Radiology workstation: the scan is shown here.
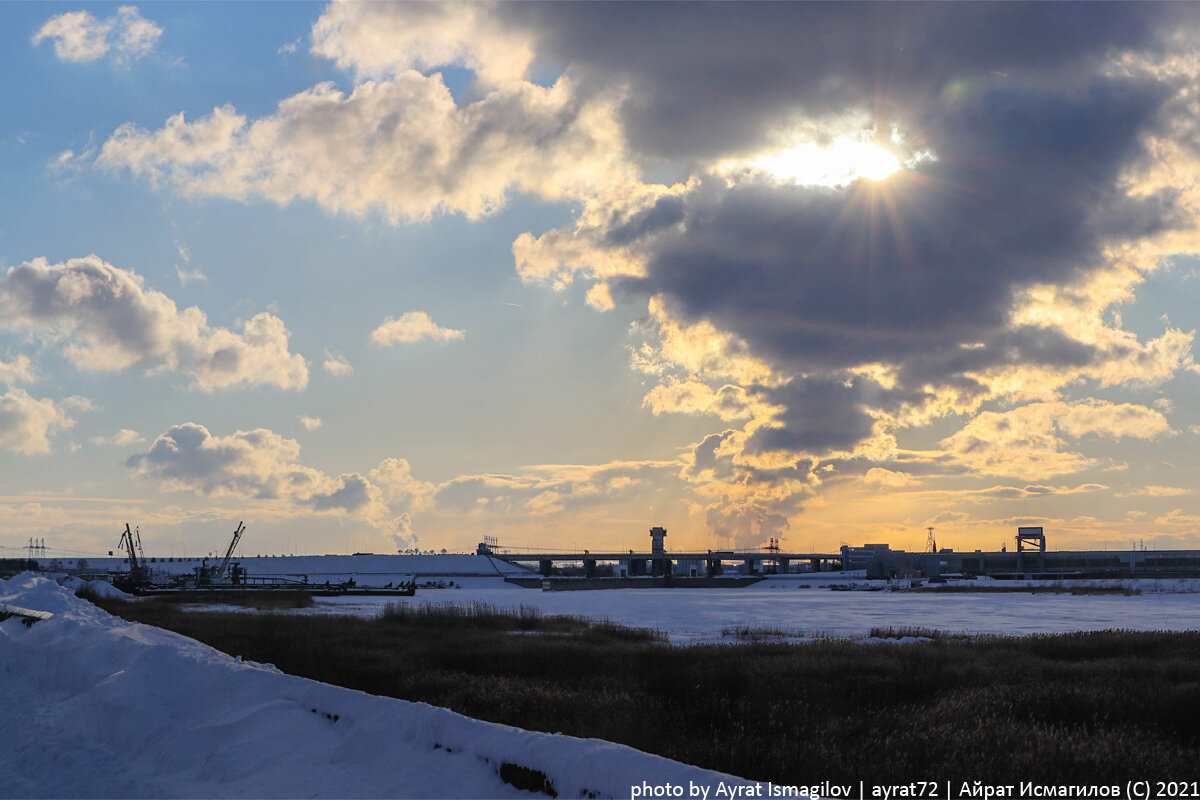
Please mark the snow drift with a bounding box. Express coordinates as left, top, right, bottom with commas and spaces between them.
0, 574, 750, 798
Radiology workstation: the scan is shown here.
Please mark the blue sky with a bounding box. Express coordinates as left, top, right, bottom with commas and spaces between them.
3, 2, 1200, 560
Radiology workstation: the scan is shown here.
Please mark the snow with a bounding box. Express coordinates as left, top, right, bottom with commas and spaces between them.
294, 575, 1200, 642
84, 579, 130, 598
40, 554, 529, 585
0, 573, 753, 799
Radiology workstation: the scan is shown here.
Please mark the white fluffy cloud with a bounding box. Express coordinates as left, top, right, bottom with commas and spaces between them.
128, 423, 432, 550
941, 400, 1172, 478
0, 355, 36, 385
94, 70, 627, 222
128, 423, 371, 511
322, 349, 353, 376
0, 255, 308, 391
310, 0, 535, 88
370, 311, 464, 345
33, 6, 161, 63
297, 415, 322, 431
0, 390, 82, 454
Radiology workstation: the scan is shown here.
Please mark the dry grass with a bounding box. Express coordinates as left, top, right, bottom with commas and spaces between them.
89, 596, 1200, 786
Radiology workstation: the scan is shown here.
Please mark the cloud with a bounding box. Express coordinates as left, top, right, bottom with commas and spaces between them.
505, 3, 1175, 161
174, 266, 206, 285
80, 3, 1200, 544
310, 0, 535, 88
941, 400, 1171, 478
0, 255, 308, 391
493, 5, 1200, 542
0, 355, 36, 385
127, 423, 434, 549
128, 423, 370, 511
0, 390, 82, 454
369, 457, 435, 510
641, 378, 755, 422
895, 482, 1109, 504
91, 428, 145, 446
94, 72, 628, 222
432, 459, 676, 517
297, 415, 322, 431
322, 349, 353, 376
370, 311, 464, 345
174, 240, 206, 285
33, 6, 161, 64
1116, 485, 1191, 498
863, 468, 916, 489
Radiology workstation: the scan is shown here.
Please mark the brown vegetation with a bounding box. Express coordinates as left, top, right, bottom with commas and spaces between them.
90, 596, 1200, 786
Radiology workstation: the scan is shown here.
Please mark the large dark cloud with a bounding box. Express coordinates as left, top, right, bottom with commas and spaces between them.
507, 2, 1183, 160
506, 3, 1197, 461
745, 378, 879, 455
615, 79, 1170, 385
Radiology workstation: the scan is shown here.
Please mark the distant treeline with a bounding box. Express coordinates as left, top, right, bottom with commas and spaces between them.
0, 559, 39, 577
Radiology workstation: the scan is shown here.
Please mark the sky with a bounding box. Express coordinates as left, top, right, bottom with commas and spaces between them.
3, 1, 1200, 560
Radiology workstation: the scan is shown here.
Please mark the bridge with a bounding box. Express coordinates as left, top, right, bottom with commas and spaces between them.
481, 548, 845, 577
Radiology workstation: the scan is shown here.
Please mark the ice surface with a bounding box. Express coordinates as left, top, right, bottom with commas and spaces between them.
296, 574, 1200, 642
0, 574, 751, 799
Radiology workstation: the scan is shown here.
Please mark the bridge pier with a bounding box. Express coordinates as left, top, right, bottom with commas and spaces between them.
539, 559, 552, 577
584, 558, 596, 578
778, 557, 790, 575
743, 558, 758, 575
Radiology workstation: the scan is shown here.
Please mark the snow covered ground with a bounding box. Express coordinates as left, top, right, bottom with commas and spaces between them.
0, 574, 752, 799
38, 553, 530, 586
300, 574, 1200, 643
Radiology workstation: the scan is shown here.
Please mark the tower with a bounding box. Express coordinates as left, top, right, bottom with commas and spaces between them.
649, 526, 667, 554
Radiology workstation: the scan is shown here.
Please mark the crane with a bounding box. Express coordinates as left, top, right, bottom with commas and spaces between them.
215, 521, 245, 581
117, 523, 151, 587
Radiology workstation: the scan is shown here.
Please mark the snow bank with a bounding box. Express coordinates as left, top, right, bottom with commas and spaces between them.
57, 575, 87, 591
84, 579, 130, 599
0, 574, 751, 799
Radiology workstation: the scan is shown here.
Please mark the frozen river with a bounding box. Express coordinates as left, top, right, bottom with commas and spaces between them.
305, 576, 1200, 643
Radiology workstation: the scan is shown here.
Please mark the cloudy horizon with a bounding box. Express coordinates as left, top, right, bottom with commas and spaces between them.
3, 1, 1199, 560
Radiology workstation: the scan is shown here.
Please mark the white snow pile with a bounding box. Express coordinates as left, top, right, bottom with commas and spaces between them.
82, 578, 130, 598
57, 574, 88, 592
47, 573, 131, 599
0, 574, 751, 799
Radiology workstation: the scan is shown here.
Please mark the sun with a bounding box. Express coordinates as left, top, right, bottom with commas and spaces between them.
748, 139, 903, 187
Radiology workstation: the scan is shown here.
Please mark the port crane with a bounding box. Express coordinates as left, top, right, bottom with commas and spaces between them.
196, 521, 246, 585
215, 521, 245, 581
116, 523, 152, 589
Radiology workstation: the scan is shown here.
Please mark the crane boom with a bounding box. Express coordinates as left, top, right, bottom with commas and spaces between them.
116, 523, 150, 588
216, 521, 245, 579
118, 523, 143, 572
